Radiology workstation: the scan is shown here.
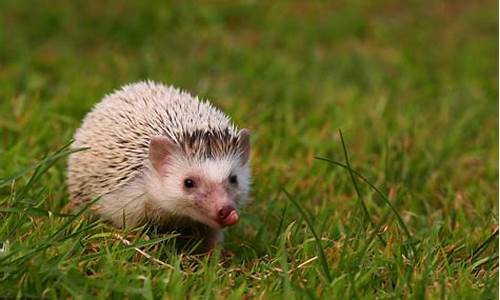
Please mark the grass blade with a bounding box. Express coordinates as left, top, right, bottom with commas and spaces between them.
273, 201, 288, 245
315, 156, 413, 243
0, 141, 88, 189
337, 129, 387, 246
282, 188, 332, 283
471, 228, 499, 261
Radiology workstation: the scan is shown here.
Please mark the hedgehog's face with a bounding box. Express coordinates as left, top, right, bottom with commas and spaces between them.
148, 130, 251, 229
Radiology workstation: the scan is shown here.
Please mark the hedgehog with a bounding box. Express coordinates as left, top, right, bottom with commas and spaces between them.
67, 81, 251, 249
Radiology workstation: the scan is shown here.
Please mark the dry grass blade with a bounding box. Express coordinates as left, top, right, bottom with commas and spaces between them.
114, 233, 179, 272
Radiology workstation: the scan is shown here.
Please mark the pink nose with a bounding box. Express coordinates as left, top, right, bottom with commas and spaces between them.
217, 205, 239, 227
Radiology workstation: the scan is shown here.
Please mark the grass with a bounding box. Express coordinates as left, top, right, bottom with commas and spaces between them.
0, 0, 498, 298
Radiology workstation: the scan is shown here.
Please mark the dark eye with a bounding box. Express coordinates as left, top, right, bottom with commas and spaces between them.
184, 179, 195, 188
229, 174, 238, 185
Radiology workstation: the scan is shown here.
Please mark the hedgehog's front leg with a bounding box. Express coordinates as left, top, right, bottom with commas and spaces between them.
205, 229, 224, 250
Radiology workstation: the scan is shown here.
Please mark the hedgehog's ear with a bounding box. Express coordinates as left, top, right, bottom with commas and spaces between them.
238, 129, 251, 164
149, 136, 177, 174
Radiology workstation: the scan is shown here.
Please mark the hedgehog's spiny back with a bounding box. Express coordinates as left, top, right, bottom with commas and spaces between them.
67, 81, 238, 205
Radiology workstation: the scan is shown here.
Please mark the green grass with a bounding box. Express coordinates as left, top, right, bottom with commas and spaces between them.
0, 0, 498, 298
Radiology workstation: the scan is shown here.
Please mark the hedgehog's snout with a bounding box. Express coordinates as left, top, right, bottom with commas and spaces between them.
217, 205, 239, 227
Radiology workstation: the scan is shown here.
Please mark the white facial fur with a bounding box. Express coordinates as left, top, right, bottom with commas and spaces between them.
145, 153, 251, 228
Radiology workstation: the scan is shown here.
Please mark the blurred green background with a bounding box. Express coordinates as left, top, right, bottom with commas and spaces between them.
0, 0, 498, 298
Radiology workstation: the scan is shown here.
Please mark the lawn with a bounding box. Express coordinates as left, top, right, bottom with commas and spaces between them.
0, 0, 498, 298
